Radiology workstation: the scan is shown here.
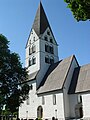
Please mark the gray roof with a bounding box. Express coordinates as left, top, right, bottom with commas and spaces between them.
37, 55, 74, 94
75, 64, 90, 93
32, 2, 49, 36
69, 63, 90, 94
32, 2, 56, 41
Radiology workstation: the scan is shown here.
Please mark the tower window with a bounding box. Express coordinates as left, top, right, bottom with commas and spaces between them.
29, 59, 32, 66
50, 38, 53, 43
50, 45, 54, 54
50, 57, 54, 64
32, 45, 36, 53
53, 94, 56, 105
29, 40, 31, 44
47, 31, 50, 36
44, 36, 48, 41
29, 47, 32, 55
32, 57, 36, 65
45, 56, 49, 63
45, 44, 49, 52
33, 37, 35, 41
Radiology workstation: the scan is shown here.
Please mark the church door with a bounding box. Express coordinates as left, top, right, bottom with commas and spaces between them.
37, 106, 43, 118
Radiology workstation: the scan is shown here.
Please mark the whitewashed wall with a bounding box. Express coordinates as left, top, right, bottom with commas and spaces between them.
39, 92, 65, 120
25, 29, 40, 74
19, 81, 65, 120
19, 80, 42, 119
82, 94, 90, 118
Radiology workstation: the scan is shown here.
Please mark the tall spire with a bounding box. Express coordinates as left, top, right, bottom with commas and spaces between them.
32, 2, 52, 36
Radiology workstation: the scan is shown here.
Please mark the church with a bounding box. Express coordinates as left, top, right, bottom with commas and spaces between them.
19, 2, 90, 120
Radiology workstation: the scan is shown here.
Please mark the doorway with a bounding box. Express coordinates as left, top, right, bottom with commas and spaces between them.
37, 106, 43, 118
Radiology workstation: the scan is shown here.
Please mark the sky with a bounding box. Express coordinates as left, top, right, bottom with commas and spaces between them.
0, 0, 90, 67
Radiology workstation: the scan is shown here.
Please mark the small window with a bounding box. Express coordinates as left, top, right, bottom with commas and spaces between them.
29, 40, 31, 44
50, 46, 54, 54
44, 36, 48, 41
26, 97, 30, 105
31, 30, 33, 34
29, 59, 32, 66
29, 47, 32, 55
32, 45, 36, 53
53, 94, 56, 105
47, 31, 50, 36
32, 57, 36, 65
33, 37, 35, 41
45, 56, 49, 63
80, 96, 82, 103
50, 38, 53, 43
45, 44, 49, 52
42, 96, 45, 105
50, 57, 54, 64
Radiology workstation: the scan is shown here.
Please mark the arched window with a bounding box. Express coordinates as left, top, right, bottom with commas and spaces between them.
47, 30, 50, 36
33, 37, 35, 41
53, 94, 56, 105
26, 97, 30, 105
44, 36, 48, 41
42, 96, 45, 105
45, 55, 49, 63
29, 40, 31, 44
32, 56, 36, 65
45, 43, 49, 52
50, 56, 54, 64
29, 58, 32, 66
50, 45, 54, 54
50, 37, 53, 43
37, 106, 43, 118
32, 45, 36, 53
29, 47, 32, 55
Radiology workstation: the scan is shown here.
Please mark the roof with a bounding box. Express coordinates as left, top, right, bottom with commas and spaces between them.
75, 64, 90, 93
32, 2, 55, 39
69, 63, 90, 94
37, 55, 74, 94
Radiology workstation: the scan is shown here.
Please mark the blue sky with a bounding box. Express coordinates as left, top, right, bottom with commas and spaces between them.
0, 0, 90, 66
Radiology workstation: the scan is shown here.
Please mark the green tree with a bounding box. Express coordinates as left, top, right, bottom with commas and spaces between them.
0, 34, 30, 115
64, 0, 90, 21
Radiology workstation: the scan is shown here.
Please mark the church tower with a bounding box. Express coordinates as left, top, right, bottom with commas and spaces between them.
25, 2, 59, 87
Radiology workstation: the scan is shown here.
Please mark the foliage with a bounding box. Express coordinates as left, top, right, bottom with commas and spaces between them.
64, 0, 90, 21
0, 34, 30, 113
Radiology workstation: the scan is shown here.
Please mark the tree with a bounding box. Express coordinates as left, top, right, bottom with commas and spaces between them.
64, 0, 90, 21
0, 34, 30, 115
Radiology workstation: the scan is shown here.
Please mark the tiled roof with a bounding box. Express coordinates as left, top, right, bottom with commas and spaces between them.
37, 55, 74, 94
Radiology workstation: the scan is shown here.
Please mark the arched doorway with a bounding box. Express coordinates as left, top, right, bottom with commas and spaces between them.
37, 106, 43, 118
75, 104, 83, 118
